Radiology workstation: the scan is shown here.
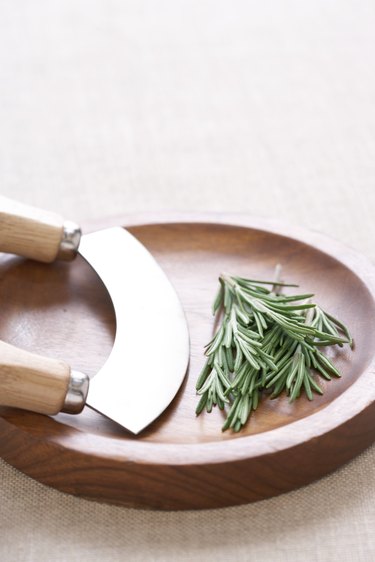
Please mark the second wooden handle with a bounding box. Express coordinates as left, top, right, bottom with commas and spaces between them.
0, 196, 65, 262
0, 340, 71, 415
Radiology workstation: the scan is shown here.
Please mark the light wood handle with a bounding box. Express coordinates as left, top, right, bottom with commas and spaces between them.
0, 340, 72, 415
0, 196, 66, 262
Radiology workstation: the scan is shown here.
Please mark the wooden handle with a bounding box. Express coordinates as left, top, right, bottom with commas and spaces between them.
0, 196, 66, 262
0, 340, 71, 415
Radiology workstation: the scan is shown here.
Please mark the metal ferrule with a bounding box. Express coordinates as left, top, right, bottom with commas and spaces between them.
57, 220, 82, 261
62, 370, 90, 414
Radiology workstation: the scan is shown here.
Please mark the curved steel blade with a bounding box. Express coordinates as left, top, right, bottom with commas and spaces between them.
78, 227, 189, 434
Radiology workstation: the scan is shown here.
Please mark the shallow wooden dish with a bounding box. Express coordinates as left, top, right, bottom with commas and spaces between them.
0, 214, 375, 510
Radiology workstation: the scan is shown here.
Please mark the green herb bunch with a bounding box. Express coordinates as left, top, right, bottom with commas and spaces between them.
195, 268, 353, 432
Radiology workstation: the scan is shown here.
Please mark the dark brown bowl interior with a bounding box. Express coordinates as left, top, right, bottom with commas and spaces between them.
1, 221, 374, 445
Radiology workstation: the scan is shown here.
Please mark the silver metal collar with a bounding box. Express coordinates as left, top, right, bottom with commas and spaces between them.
57, 220, 81, 261
62, 370, 90, 414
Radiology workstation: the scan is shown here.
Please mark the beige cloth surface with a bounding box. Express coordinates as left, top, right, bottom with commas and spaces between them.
1, 1, 375, 560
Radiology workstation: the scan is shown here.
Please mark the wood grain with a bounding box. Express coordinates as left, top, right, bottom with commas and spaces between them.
0, 340, 71, 415
0, 196, 64, 262
0, 214, 375, 510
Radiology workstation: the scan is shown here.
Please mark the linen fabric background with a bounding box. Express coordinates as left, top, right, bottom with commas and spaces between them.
1, 1, 375, 560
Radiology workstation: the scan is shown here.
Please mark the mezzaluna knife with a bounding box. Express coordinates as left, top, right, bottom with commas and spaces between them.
0, 197, 190, 434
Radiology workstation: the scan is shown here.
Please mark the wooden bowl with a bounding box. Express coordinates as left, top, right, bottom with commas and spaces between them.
0, 214, 375, 510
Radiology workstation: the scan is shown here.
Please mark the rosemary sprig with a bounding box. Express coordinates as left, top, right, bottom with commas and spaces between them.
196, 269, 352, 432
